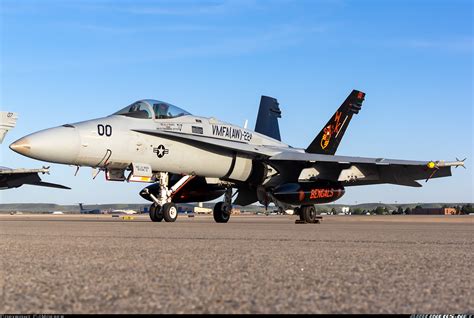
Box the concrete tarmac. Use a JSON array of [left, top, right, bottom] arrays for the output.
[[1, 214, 472, 314]]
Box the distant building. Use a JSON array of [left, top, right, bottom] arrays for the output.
[[410, 208, 459, 215]]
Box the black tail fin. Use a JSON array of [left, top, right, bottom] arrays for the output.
[[306, 90, 365, 155], [255, 95, 282, 141]]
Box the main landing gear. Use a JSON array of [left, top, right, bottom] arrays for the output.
[[144, 172, 191, 223], [294, 205, 322, 224], [213, 188, 233, 223]]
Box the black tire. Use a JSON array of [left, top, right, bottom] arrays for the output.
[[302, 205, 317, 223], [149, 204, 163, 222], [162, 202, 178, 222], [213, 202, 230, 223], [295, 207, 305, 221]]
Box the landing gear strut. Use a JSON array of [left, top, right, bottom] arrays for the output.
[[213, 188, 232, 223]]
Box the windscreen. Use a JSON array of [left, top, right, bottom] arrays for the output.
[[113, 102, 153, 119], [152, 102, 191, 119]]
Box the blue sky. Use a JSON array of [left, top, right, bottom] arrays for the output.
[[1, 0, 472, 205]]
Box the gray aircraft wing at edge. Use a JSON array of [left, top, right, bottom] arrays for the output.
[[270, 151, 432, 166], [1, 111, 70, 190], [0, 167, 71, 190]]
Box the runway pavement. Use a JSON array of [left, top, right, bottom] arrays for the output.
[[1, 214, 472, 314]]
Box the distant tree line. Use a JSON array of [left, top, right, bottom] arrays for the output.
[[315, 203, 473, 215]]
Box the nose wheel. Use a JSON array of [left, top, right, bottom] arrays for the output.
[[149, 203, 163, 222], [162, 202, 178, 222], [144, 172, 189, 223], [149, 202, 178, 222]]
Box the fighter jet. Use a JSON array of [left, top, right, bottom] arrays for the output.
[[0, 111, 70, 190], [9, 90, 465, 223]]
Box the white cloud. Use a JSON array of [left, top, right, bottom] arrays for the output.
[[392, 37, 473, 52]]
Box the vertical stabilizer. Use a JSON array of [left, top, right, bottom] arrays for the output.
[[255, 96, 282, 141], [0, 112, 18, 144], [306, 90, 365, 155]]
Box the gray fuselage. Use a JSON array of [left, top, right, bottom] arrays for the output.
[[13, 113, 287, 182]]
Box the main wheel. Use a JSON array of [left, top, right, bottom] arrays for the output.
[[302, 205, 317, 223], [213, 202, 230, 223], [162, 202, 178, 222], [149, 204, 163, 222], [294, 207, 303, 220]]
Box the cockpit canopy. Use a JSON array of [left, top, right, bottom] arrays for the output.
[[113, 99, 191, 119]]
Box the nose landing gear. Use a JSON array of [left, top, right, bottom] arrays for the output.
[[144, 172, 191, 223], [148, 202, 178, 222], [149, 204, 163, 222]]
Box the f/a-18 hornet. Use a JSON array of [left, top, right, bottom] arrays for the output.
[[9, 90, 465, 223]]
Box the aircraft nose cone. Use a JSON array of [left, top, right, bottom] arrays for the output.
[[9, 137, 31, 156], [9, 126, 81, 164]]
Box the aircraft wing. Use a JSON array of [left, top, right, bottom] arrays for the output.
[[133, 129, 283, 157], [270, 151, 432, 165], [132, 129, 464, 188], [0, 167, 70, 189], [269, 151, 464, 187]]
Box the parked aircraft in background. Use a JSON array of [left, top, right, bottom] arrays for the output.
[[78, 203, 137, 214], [78, 203, 102, 214], [0, 111, 17, 143], [0, 111, 69, 190], [111, 208, 137, 215], [10, 90, 465, 223]]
